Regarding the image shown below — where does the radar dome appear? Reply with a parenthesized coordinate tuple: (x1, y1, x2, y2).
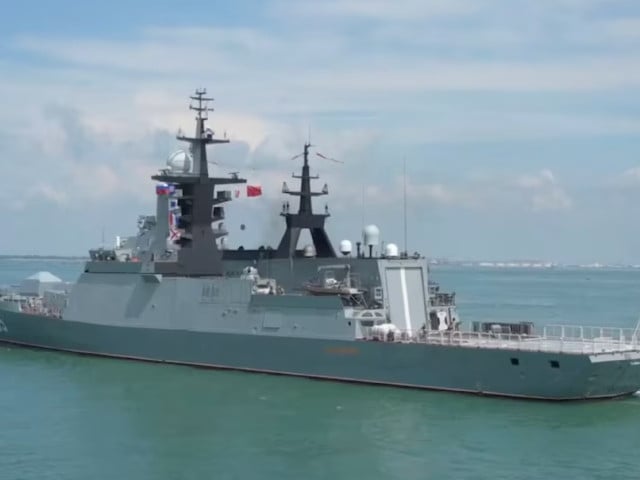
(385, 243, 399, 258)
(363, 224, 380, 247)
(303, 244, 316, 257)
(167, 149, 193, 173)
(339, 240, 352, 256)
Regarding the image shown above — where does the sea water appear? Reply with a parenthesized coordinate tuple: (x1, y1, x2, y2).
(0, 258, 639, 480)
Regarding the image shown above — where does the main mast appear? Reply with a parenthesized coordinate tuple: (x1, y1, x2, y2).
(276, 143, 336, 258)
(152, 89, 246, 276)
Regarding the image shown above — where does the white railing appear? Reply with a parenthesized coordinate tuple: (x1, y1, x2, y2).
(361, 320, 640, 355)
(543, 324, 639, 344)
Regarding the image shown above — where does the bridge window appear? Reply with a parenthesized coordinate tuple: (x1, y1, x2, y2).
(510, 358, 519, 366)
(550, 360, 560, 369)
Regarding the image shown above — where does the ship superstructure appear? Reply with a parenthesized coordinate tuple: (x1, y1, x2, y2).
(2, 90, 640, 401)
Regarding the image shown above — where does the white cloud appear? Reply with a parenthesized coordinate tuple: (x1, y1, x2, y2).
(516, 169, 556, 189)
(622, 166, 640, 182)
(531, 187, 573, 212)
(599, 18, 640, 42)
(512, 169, 573, 212)
(612, 166, 640, 191)
(8, 183, 70, 212)
(365, 168, 574, 213)
(277, 0, 481, 21)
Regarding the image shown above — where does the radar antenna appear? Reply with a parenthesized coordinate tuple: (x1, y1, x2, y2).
(189, 88, 214, 121)
(403, 157, 408, 257)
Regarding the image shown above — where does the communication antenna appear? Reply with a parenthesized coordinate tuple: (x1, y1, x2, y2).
(403, 157, 407, 256)
(189, 88, 214, 121)
(361, 183, 365, 231)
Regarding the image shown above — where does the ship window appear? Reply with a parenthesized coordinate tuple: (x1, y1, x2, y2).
(550, 360, 560, 369)
(510, 358, 519, 366)
(347, 321, 352, 326)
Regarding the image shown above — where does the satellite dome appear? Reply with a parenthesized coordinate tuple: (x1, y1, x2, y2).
(339, 240, 352, 256)
(303, 244, 316, 257)
(167, 149, 192, 173)
(385, 243, 399, 258)
(363, 224, 380, 247)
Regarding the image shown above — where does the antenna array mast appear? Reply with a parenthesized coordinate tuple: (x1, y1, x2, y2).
(190, 88, 214, 121)
(176, 88, 229, 178)
(276, 142, 338, 258)
(151, 89, 245, 276)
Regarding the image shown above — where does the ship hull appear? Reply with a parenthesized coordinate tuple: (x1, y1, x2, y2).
(1, 310, 639, 401)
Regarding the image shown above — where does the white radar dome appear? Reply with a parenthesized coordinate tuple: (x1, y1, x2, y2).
(339, 240, 352, 256)
(303, 244, 316, 257)
(167, 149, 193, 174)
(363, 224, 380, 247)
(385, 243, 399, 258)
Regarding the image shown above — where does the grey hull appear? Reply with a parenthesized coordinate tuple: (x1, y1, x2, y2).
(1, 311, 639, 401)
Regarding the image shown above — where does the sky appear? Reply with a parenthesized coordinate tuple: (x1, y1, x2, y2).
(2, 0, 640, 264)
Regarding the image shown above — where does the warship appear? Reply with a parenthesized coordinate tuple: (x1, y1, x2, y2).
(2, 89, 640, 401)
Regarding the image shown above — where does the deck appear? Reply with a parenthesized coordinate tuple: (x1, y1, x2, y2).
(364, 323, 640, 356)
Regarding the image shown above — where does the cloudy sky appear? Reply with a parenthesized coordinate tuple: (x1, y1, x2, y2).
(2, 0, 640, 264)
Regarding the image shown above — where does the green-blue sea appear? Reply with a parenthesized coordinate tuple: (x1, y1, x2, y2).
(1, 258, 639, 480)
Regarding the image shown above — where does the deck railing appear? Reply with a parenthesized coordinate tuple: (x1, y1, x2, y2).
(361, 320, 640, 355)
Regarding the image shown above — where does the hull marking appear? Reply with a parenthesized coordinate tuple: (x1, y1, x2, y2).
(324, 346, 359, 356)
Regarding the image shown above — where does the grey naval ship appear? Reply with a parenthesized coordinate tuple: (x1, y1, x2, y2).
(2, 89, 640, 401)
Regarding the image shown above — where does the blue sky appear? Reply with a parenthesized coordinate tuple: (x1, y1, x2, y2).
(2, 0, 640, 263)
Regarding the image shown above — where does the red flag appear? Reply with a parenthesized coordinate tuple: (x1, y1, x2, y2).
(247, 185, 262, 197)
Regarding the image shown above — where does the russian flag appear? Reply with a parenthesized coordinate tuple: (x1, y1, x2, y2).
(156, 183, 172, 195)
(246, 185, 262, 197)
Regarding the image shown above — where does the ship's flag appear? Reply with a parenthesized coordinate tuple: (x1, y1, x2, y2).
(168, 211, 180, 241)
(156, 183, 175, 196)
(247, 185, 262, 197)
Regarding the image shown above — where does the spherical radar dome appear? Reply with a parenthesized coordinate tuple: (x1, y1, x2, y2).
(362, 224, 380, 247)
(167, 149, 193, 173)
(385, 243, 399, 258)
(339, 239, 352, 256)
